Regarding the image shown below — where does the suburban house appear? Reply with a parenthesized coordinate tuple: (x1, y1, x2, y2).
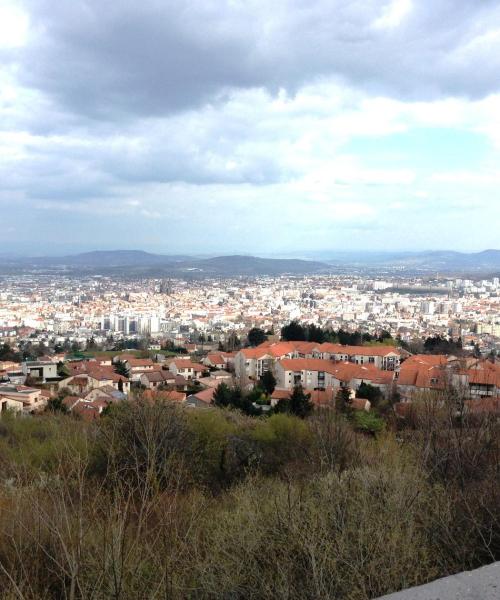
(274, 358, 394, 394)
(234, 340, 403, 382)
(0, 383, 46, 413)
(142, 389, 187, 403)
(22, 360, 59, 383)
(451, 360, 500, 398)
(59, 362, 130, 395)
(396, 355, 499, 400)
(200, 370, 234, 388)
(0, 394, 24, 414)
(84, 385, 126, 403)
(169, 360, 208, 380)
(203, 352, 235, 370)
(186, 387, 215, 408)
(397, 355, 449, 398)
(140, 369, 176, 390)
(125, 358, 155, 373)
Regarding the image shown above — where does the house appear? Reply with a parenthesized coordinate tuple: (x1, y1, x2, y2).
(59, 363, 130, 395)
(142, 389, 187, 403)
(318, 343, 402, 370)
(72, 399, 108, 421)
(186, 387, 215, 408)
(84, 385, 126, 403)
(0, 383, 46, 413)
(125, 358, 155, 373)
(0, 394, 24, 414)
(397, 355, 452, 399)
(274, 358, 394, 394)
(234, 341, 403, 382)
(169, 360, 208, 380)
(62, 395, 84, 411)
(140, 369, 176, 390)
(203, 353, 233, 370)
(0, 361, 25, 385)
(200, 370, 234, 388)
(22, 360, 59, 383)
(452, 360, 500, 398)
(351, 398, 372, 412)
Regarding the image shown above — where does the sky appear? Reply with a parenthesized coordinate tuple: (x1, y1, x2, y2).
(0, 0, 499, 256)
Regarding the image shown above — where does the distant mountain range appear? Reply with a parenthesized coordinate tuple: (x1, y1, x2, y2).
(0, 249, 498, 277)
(321, 250, 500, 272)
(0, 251, 328, 276)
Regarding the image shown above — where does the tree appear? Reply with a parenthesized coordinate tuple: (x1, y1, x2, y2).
(335, 387, 352, 415)
(281, 320, 306, 341)
(213, 383, 261, 416)
(306, 324, 325, 343)
(114, 360, 129, 378)
(118, 378, 124, 393)
(356, 382, 383, 409)
(226, 331, 241, 352)
(260, 370, 276, 395)
(378, 330, 393, 342)
(46, 396, 69, 414)
(247, 327, 267, 347)
(288, 385, 313, 418)
(0, 343, 20, 362)
(57, 361, 70, 378)
(213, 382, 233, 408)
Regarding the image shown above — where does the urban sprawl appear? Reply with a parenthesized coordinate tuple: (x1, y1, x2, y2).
(0, 273, 499, 419)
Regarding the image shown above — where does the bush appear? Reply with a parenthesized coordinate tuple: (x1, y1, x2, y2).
(0, 393, 498, 599)
(352, 410, 386, 436)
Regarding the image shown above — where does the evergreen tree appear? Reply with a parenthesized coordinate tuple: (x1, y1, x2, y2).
(281, 320, 306, 341)
(213, 382, 232, 407)
(306, 324, 325, 343)
(289, 385, 313, 418)
(247, 327, 267, 347)
(335, 386, 353, 415)
(356, 382, 383, 408)
(114, 360, 129, 377)
(260, 370, 276, 395)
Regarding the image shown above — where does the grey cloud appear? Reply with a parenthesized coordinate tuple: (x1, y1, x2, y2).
(14, 0, 500, 122)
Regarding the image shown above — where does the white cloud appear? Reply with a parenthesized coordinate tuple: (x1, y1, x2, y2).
(372, 0, 413, 30)
(1, 0, 499, 252)
(0, 1, 29, 48)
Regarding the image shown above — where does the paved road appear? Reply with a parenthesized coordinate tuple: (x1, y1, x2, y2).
(377, 562, 499, 600)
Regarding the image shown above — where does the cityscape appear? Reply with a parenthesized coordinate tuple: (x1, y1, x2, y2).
(1, 269, 499, 359)
(0, 0, 499, 598)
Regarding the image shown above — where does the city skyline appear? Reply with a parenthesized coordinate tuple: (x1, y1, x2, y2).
(1, 1, 500, 254)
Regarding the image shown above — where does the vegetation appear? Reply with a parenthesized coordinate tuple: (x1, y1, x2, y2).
(275, 384, 314, 418)
(247, 327, 268, 347)
(0, 391, 498, 599)
(114, 359, 130, 377)
(423, 335, 463, 355)
(259, 369, 276, 395)
(213, 382, 261, 416)
(280, 320, 396, 346)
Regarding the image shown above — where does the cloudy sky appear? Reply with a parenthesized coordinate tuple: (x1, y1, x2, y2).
(1, 0, 499, 256)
